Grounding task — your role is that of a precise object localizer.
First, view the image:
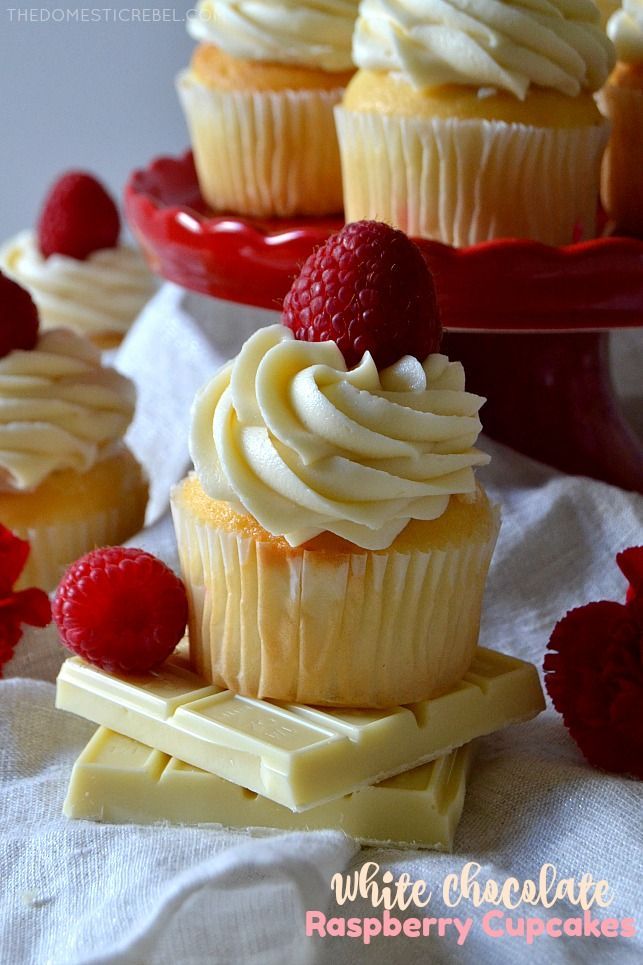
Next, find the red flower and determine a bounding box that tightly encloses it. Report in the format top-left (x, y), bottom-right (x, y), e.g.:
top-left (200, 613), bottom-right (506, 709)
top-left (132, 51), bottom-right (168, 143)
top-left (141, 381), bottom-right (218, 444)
top-left (544, 546), bottom-right (643, 780)
top-left (617, 545), bottom-right (643, 603)
top-left (0, 526), bottom-right (51, 676)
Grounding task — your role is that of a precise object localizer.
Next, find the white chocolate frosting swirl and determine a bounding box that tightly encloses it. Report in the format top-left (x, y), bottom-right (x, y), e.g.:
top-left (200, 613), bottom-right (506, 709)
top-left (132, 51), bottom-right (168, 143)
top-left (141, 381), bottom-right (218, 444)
top-left (0, 329), bottom-right (136, 492)
top-left (0, 231), bottom-right (156, 343)
top-left (190, 325), bottom-right (489, 550)
top-left (188, 0), bottom-right (360, 72)
top-left (353, 0), bottom-right (615, 99)
top-left (608, 0), bottom-right (643, 63)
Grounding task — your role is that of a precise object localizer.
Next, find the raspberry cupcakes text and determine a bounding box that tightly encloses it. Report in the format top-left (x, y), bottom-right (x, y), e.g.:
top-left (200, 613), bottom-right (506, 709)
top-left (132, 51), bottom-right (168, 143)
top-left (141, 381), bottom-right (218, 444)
top-left (305, 861), bottom-right (637, 947)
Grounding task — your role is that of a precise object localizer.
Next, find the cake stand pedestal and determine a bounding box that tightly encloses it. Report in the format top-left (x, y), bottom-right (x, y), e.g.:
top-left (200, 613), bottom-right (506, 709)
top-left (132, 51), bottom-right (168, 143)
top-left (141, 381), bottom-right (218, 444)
top-left (443, 331), bottom-right (643, 492)
top-left (125, 151), bottom-right (643, 494)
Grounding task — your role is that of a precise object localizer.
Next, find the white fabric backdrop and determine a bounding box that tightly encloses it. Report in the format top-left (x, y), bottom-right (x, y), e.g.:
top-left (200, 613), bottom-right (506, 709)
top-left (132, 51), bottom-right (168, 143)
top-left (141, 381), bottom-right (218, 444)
top-left (1, 287), bottom-right (641, 964)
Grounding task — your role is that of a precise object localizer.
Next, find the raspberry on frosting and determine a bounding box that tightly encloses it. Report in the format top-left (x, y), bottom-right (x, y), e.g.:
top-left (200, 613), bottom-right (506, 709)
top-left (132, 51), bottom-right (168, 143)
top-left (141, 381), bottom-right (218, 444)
top-left (283, 220), bottom-right (442, 370)
top-left (53, 547), bottom-right (188, 674)
top-left (0, 271), bottom-right (39, 358)
top-left (544, 547), bottom-right (643, 780)
top-left (0, 526), bottom-right (51, 676)
top-left (37, 171), bottom-right (120, 261)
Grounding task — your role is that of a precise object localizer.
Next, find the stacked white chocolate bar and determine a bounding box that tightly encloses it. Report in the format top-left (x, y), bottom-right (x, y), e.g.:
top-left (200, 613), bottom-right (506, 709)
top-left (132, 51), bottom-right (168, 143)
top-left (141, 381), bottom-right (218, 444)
top-left (56, 643), bottom-right (544, 850)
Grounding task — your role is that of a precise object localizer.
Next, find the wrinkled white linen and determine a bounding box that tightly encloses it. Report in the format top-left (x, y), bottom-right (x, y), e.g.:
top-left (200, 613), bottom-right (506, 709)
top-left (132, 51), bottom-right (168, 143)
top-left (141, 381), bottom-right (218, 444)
top-left (1, 285), bottom-right (641, 964)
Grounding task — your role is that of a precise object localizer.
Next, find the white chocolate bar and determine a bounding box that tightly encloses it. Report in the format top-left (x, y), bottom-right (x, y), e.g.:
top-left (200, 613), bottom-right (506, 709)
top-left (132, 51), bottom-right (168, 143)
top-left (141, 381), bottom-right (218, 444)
top-left (56, 646), bottom-right (544, 811)
top-left (64, 728), bottom-right (474, 850)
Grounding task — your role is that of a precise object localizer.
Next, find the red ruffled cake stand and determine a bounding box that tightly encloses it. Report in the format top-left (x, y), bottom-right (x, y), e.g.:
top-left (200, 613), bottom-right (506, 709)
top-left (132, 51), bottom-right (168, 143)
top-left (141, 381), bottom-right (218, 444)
top-left (125, 151), bottom-right (643, 494)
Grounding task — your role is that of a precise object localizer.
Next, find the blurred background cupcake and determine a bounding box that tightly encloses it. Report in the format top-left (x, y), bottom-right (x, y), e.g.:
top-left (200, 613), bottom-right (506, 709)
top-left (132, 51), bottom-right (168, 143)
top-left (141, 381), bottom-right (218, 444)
top-left (177, 0), bottom-right (359, 217)
top-left (335, 0), bottom-right (615, 245)
top-left (0, 272), bottom-right (148, 590)
top-left (0, 171), bottom-right (156, 350)
top-left (596, 0), bottom-right (622, 28)
top-left (600, 0), bottom-right (643, 235)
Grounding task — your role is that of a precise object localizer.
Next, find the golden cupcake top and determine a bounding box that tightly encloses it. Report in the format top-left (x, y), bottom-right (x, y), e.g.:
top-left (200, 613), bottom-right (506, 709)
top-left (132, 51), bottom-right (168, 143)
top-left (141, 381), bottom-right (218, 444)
top-left (608, 0), bottom-right (643, 62)
top-left (188, 0), bottom-right (360, 72)
top-left (353, 0), bottom-right (615, 99)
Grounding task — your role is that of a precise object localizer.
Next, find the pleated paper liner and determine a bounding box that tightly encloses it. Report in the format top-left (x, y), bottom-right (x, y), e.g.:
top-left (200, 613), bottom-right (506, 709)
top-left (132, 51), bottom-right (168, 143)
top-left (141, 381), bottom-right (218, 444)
top-left (335, 108), bottom-right (609, 246)
top-left (177, 70), bottom-right (345, 217)
top-left (171, 477), bottom-right (500, 707)
top-left (0, 448), bottom-right (148, 591)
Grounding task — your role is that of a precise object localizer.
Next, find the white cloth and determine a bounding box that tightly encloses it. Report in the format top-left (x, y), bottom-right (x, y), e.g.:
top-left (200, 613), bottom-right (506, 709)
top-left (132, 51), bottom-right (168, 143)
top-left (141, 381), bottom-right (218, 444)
top-left (1, 286), bottom-right (641, 965)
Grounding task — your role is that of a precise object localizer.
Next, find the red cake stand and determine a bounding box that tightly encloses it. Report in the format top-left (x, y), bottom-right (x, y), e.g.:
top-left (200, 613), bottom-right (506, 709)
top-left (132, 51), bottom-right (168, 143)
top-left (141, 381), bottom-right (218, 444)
top-left (125, 151), bottom-right (643, 493)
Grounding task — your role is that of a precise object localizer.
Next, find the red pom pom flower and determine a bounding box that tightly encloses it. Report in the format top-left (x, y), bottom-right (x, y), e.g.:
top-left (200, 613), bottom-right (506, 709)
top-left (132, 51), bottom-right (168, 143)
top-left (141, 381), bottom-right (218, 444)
top-left (544, 546), bottom-right (643, 779)
top-left (0, 526), bottom-right (52, 676)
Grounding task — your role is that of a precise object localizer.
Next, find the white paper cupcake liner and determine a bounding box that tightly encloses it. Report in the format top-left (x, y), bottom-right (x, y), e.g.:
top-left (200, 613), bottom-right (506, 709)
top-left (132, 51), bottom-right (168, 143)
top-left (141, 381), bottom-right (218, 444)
top-left (171, 490), bottom-right (500, 707)
top-left (14, 497), bottom-right (147, 593)
top-left (177, 70), bottom-right (345, 216)
top-left (335, 108), bottom-right (610, 246)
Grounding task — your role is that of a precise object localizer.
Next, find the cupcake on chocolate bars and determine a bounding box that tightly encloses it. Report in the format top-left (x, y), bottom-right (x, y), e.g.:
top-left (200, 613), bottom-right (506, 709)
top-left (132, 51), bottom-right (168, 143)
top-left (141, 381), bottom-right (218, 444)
top-left (171, 222), bottom-right (499, 708)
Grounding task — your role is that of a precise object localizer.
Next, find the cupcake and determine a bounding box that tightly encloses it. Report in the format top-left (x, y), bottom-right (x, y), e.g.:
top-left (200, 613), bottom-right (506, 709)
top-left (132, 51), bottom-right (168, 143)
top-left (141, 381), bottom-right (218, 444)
top-left (177, 0), bottom-right (359, 216)
top-left (600, 0), bottom-right (643, 235)
top-left (596, 0), bottom-right (622, 29)
top-left (171, 222), bottom-right (499, 708)
top-left (335, 0), bottom-right (615, 246)
top-left (0, 272), bottom-right (148, 591)
top-left (0, 172), bottom-right (156, 349)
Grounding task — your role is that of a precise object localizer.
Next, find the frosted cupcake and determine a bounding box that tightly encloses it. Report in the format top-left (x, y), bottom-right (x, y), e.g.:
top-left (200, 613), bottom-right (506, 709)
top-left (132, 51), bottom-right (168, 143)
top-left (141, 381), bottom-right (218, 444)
top-left (177, 0), bottom-right (359, 216)
top-left (0, 172), bottom-right (155, 349)
top-left (335, 0), bottom-right (615, 245)
top-left (600, 0), bottom-right (643, 234)
top-left (0, 272), bottom-right (148, 591)
top-left (171, 222), bottom-right (499, 708)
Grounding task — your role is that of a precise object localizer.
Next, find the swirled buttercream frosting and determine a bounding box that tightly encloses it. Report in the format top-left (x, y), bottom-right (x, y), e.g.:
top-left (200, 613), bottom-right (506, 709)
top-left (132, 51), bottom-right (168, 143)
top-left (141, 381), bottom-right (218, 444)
top-left (608, 0), bottom-right (643, 62)
top-left (0, 329), bottom-right (136, 492)
top-left (353, 0), bottom-right (615, 99)
top-left (188, 0), bottom-right (359, 72)
top-left (0, 231), bottom-right (156, 341)
top-left (190, 325), bottom-right (489, 550)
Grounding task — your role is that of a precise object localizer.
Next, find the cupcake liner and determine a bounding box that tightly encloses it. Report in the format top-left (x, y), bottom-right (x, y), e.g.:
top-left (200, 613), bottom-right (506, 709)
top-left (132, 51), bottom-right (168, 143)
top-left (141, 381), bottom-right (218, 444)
top-left (177, 70), bottom-right (345, 216)
top-left (13, 507), bottom-right (142, 592)
top-left (598, 83), bottom-right (643, 235)
top-left (14, 495), bottom-right (147, 592)
top-left (171, 491), bottom-right (500, 708)
top-left (335, 108), bottom-right (610, 245)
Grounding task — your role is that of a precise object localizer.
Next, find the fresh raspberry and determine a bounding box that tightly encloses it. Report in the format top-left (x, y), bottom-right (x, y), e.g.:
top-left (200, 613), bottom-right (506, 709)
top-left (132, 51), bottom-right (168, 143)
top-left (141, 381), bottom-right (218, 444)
top-left (37, 171), bottom-right (120, 260)
top-left (0, 271), bottom-right (39, 358)
top-left (53, 547), bottom-right (188, 674)
top-left (282, 220), bottom-right (442, 369)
